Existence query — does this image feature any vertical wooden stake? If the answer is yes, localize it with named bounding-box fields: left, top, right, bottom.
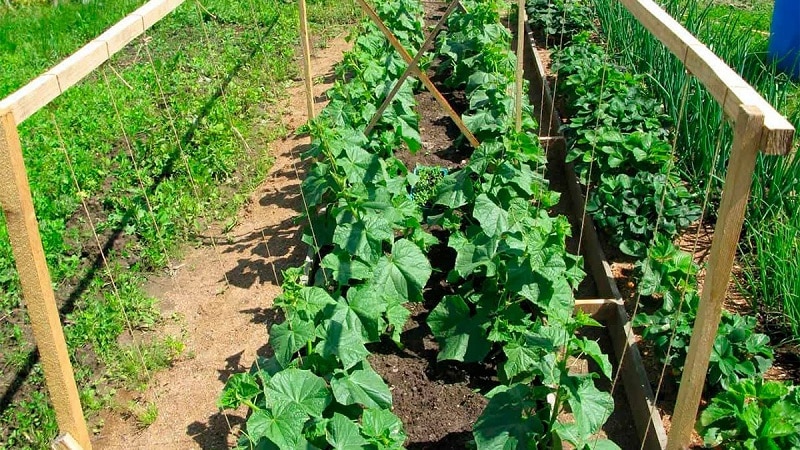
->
left=514, top=0, right=525, bottom=132
left=667, top=104, right=764, bottom=450
left=0, top=111, right=91, bottom=450
left=298, top=0, right=315, bottom=120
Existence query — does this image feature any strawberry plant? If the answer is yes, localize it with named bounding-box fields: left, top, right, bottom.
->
left=526, top=0, right=595, bottom=44
left=698, top=378, right=800, bottom=449
left=632, top=238, right=773, bottom=391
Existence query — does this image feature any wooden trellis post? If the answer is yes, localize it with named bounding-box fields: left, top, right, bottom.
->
left=298, top=0, right=315, bottom=120
left=0, top=110, right=91, bottom=450
left=514, top=0, right=525, bottom=131
left=667, top=105, right=765, bottom=449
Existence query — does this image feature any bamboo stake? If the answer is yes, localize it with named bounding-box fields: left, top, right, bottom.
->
left=364, top=0, right=461, bottom=136
left=353, top=0, right=480, bottom=148
left=0, top=111, right=91, bottom=450
left=298, top=0, right=315, bottom=120
left=514, top=0, right=525, bottom=131
left=667, top=104, right=764, bottom=450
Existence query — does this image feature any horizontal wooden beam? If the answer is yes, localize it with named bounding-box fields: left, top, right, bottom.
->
left=618, top=0, right=794, bottom=155
left=0, top=0, right=186, bottom=125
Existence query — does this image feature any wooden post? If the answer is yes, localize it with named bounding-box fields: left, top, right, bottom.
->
left=667, top=104, right=764, bottom=450
left=0, top=111, right=91, bottom=450
left=298, top=0, right=315, bottom=120
left=514, top=0, right=525, bottom=131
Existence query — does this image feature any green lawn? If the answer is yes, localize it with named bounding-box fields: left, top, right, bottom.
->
left=0, top=1, right=358, bottom=448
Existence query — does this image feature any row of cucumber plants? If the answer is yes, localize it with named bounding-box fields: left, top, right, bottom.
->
left=426, top=2, right=618, bottom=448
left=219, top=1, right=429, bottom=447
left=222, top=0, right=624, bottom=447
left=527, top=1, right=800, bottom=447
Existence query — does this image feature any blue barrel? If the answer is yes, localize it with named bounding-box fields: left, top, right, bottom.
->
left=768, top=0, right=800, bottom=79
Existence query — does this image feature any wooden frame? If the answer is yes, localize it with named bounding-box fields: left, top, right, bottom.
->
left=0, top=0, right=186, bottom=126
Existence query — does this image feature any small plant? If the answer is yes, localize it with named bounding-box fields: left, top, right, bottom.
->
left=698, top=378, right=800, bottom=449
left=526, top=0, right=595, bottom=44
left=632, top=238, right=773, bottom=391
left=409, top=166, right=445, bottom=207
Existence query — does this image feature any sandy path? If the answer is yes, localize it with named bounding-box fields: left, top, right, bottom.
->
left=93, top=36, right=350, bottom=450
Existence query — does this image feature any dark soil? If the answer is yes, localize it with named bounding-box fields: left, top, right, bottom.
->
left=369, top=302, right=491, bottom=449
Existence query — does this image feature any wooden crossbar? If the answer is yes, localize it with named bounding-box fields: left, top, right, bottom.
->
left=0, top=0, right=186, bottom=125
left=617, top=0, right=794, bottom=155
left=354, top=0, right=480, bottom=148
left=363, top=0, right=461, bottom=136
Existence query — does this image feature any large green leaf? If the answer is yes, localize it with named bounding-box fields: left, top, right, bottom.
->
left=326, top=413, right=369, bottom=450
left=333, top=213, right=393, bottom=264
left=361, top=409, right=407, bottom=450
left=321, top=252, right=372, bottom=285
left=270, top=320, right=316, bottom=367
left=330, top=367, right=392, bottom=409
left=371, top=239, right=432, bottom=302
left=219, top=372, right=261, bottom=410
left=427, top=295, right=491, bottom=362
left=564, top=377, right=614, bottom=441
left=264, top=369, right=332, bottom=419
left=435, top=171, right=474, bottom=208
left=346, top=287, right=388, bottom=343
left=247, top=403, right=309, bottom=449
left=473, top=194, right=509, bottom=237
left=473, top=384, right=546, bottom=450
left=575, top=338, right=613, bottom=380
left=316, top=319, right=370, bottom=370
left=296, top=287, right=337, bottom=320
left=339, top=146, right=381, bottom=185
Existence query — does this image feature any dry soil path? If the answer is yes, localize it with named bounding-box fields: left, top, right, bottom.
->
left=93, top=36, right=350, bottom=450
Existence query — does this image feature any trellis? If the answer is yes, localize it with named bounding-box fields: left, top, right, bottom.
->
left=0, top=0, right=794, bottom=449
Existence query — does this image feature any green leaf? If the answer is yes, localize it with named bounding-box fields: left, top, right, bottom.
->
left=345, top=287, right=387, bottom=343
left=473, top=384, right=546, bottom=450
left=333, top=214, right=393, bottom=264
left=326, top=413, right=369, bottom=450
left=331, top=366, right=392, bottom=410
left=473, top=194, right=509, bottom=237
left=316, top=319, right=370, bottom=370
left=575, top=338, right=613, bottom=380
left=371, top=239, right=432, bottom=302
left=297, top=287, right=337, bottom=320
left=264, top=369, right=332, bottom=419
left=427, top=295, right=491, bottom=362
left=270, top=320, right=316, bottom=367
left=565, top=377, right=614, bottom=440
left=385, top=295, right=411, bottom=346
left=435, top=171, right=474, bottom=208
left=361, top=409, right=407, bottom=450
left=247, top=403, right=309, bottom=449
left=322, top=252, right=372, bottom=285
left=219, top=372, right=261, bottom=409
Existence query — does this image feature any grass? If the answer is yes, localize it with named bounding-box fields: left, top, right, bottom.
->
left=0, top=0, right=359, bottom=448
left=590, top=0, right=800, bottom=342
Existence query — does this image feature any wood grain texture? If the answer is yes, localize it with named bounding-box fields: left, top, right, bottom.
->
left=298, top=0, right=315, bottom=120
left=617, top=0, right=793, bottom=155
left=51, top=433, right=84, bottom=450
left=667, top=105, right=765, bottom=450
left=0, top=0, right=186, bottom=125
left=0, top=112, right=91, bottom=449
